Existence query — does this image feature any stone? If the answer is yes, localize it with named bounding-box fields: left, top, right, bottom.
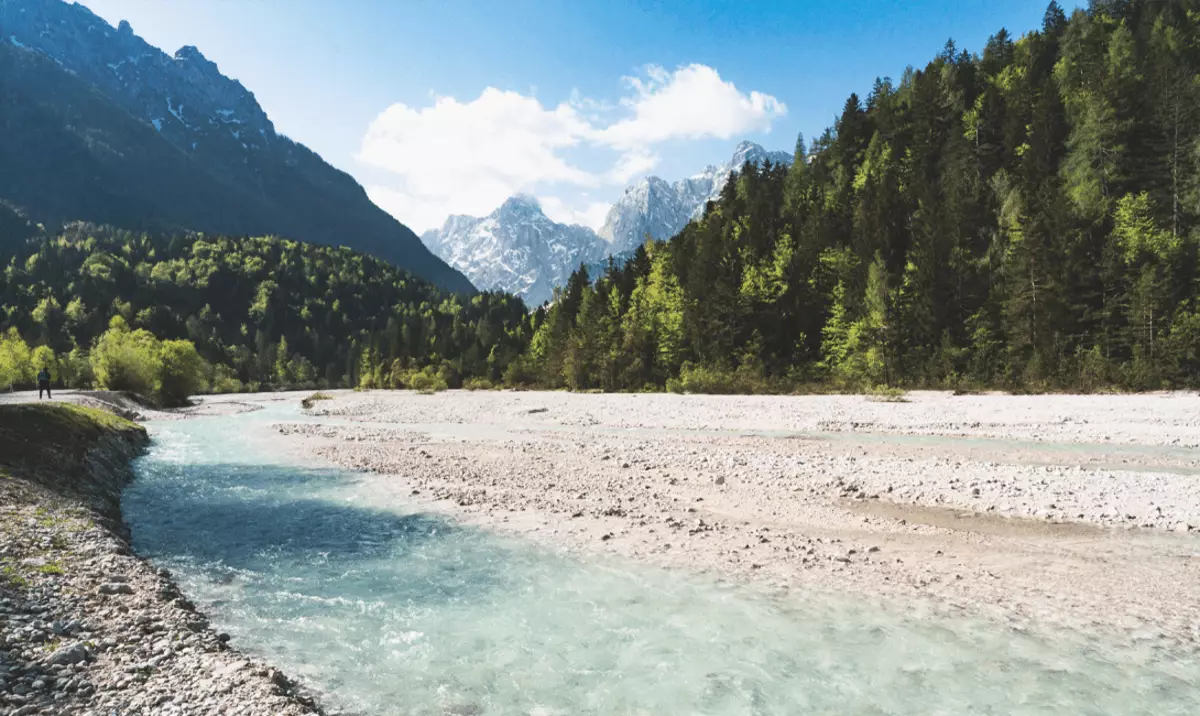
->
left=1173, top=522, right=1192, bottom=533
left=48, top=643, right=88, bottom=666
left=98, top=583, right=133, bottom=595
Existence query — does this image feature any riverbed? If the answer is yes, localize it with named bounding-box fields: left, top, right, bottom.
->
left=121, top=392, right=1200, bottom=715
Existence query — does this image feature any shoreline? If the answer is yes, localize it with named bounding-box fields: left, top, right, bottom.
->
left=287, top=390, right=1200, bottom=648
left=0, top=403, right=327, bottom=716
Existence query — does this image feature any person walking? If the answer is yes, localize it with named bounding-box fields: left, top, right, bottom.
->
left=37, top=366, right=52, bottom=400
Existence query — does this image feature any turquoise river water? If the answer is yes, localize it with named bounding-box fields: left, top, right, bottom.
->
left=121, top=404, right=1199, bottom=715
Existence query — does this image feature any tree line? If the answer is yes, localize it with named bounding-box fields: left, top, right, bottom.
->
left=0, top=223, right=531, bottom=403
left=523, top=0, right=1200, bottom=393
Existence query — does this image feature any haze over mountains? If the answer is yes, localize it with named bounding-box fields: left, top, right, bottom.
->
left=422, top=141, right=793, bottom=305
left=0, top=0, right=473, bottom=292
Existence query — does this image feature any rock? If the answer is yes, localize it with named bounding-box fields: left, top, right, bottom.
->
left=1173, top=522, right=1192, bottom=533
left=715, top=476, right=726, bottom=485
left=98, top=583, right=133, bottom=595
left=48, top=643, right=88, bottom=666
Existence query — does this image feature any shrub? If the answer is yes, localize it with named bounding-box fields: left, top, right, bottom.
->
left=90, top=319, right=161, bottom=397
left=157, top=340, right=208, bottom=407
left=408, top=371, right=448, bottom=394
left=209, top=364, right=244, bottom=394
left=300, top=392, right=333, bottom=409
left=462, top=376, right=494, bottom=391
left=90, top=318, right=209, bottom=406
left=501, top=354, right=540, bottom=388
left=865, top=384, right=909, bottom=402
left=0, top=327, right=33, bottom=390
left=666, top=362, right=777, bottom=395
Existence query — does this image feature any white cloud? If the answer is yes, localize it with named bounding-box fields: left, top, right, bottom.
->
left=606, top=149, right=661, bottom=184
left=359, top=65, right=785, bottom=232
left=598, top=64, right=787, bottom=150
left=539, top=196, right=611, bottom=230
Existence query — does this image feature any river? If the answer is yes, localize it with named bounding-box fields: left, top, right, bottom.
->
left=121, top=402, right=1198, bottom=715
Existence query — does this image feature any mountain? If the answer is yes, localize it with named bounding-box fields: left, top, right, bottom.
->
left=421, top=196, right=606, bottom=306
left=0, top=0, right=473, bottom=292
left=421, top=141, right=792, bottom=304
left=598, top=141, right=794, bottom=253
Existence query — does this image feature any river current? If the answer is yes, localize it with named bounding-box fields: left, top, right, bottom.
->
left=121, top=403, right=1198, bottom=715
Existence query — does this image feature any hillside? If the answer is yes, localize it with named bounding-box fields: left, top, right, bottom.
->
left=0, top=0, right=473, bottom=292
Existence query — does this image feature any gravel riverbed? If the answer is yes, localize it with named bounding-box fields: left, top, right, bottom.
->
left=287, top=390, right=1200, bottom=647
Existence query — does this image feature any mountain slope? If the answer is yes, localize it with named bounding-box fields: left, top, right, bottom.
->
left=422, top=196, right=606, bottom=306
left=0, top=0, right=473, bottom=292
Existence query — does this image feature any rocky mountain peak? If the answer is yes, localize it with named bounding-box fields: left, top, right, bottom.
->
left=498, top=194, right=545, bottom=216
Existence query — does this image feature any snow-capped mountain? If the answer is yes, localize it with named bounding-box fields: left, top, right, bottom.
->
left=421, top=141, right=792, bottom=303
left=599, top=141, right=793, bottom=253
left=422, top=196, right=608, bottom=306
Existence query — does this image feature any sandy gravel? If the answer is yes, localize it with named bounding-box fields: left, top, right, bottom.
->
left=280, top=390, right=1200, bottom=647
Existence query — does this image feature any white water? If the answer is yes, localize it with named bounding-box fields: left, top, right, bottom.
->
left=123, top=405, right=1199, bottom=715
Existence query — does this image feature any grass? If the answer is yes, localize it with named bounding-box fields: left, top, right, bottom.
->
left=300, top=392, right=334, bottom=409
left=37, top=562, right=64, bottom=575
left=1, top=564, right=29, bottom=589
left=0, top=403, right=144, bottom=472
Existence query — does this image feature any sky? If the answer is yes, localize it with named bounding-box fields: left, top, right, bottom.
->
left=78, top=0, right=1079, bottom=234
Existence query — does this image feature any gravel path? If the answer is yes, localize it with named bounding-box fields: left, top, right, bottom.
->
left=287, top=390, right=1200, bottom=647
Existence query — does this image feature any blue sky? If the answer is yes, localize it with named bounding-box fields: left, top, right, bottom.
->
left=79, top=0, right=1078, bottom=232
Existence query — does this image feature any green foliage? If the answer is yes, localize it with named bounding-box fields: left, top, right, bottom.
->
left=407, top=369, right=449, bottom=394
left=90, top=318, right=164, bottom=399
left=0, top=225, right=529, bottom=396
left=519, top=1, right=1200, bottom=394
left=30, top=345, right=56, bottom=379
left=157, top=340, right=207, bottom=407
left=0, top=328, right=32, bottom=390
left=462, top=377, right=495, bottom=391
left=865, top=385, right=909, bottom=403
left=300, top=392, right=333, bottom=409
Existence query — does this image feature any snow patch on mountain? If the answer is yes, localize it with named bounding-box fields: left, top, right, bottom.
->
left=422, top=195, right=608, bottom=306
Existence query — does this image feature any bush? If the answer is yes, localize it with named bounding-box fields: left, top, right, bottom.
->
left=90, top=318, right=208, bottom=406
left=501, top=354, right=540, bottom=387
left=157, top=340, right=207, bottom=407
left=462, top=376, right=494, bottom=391
left=0, top=327, right=33, bottom=390
left=666, top=362, right=777, bottom=395
left=59, top=347, right=93, bottom=389
left=865, top=384, right=909, bottom=402
left=408, top=370, right=448, bottom=394
left=300, top=392, right=333, bottom=409
left=91, top=319, right=161, bottom=397
left=209, top=363, right=244, bottom=394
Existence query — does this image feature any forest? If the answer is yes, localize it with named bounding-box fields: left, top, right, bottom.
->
left=524, top=0, right=1200, bottom=393
left=0, top=223, right=531, bottom=403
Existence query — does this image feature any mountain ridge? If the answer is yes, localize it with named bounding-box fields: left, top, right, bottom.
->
left=0, top=0, right=474, bottom=292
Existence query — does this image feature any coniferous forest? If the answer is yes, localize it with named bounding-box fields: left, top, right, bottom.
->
left=524, top=1, right=1200, bottom=393
left=3, top=0, right=1200, bottom=399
